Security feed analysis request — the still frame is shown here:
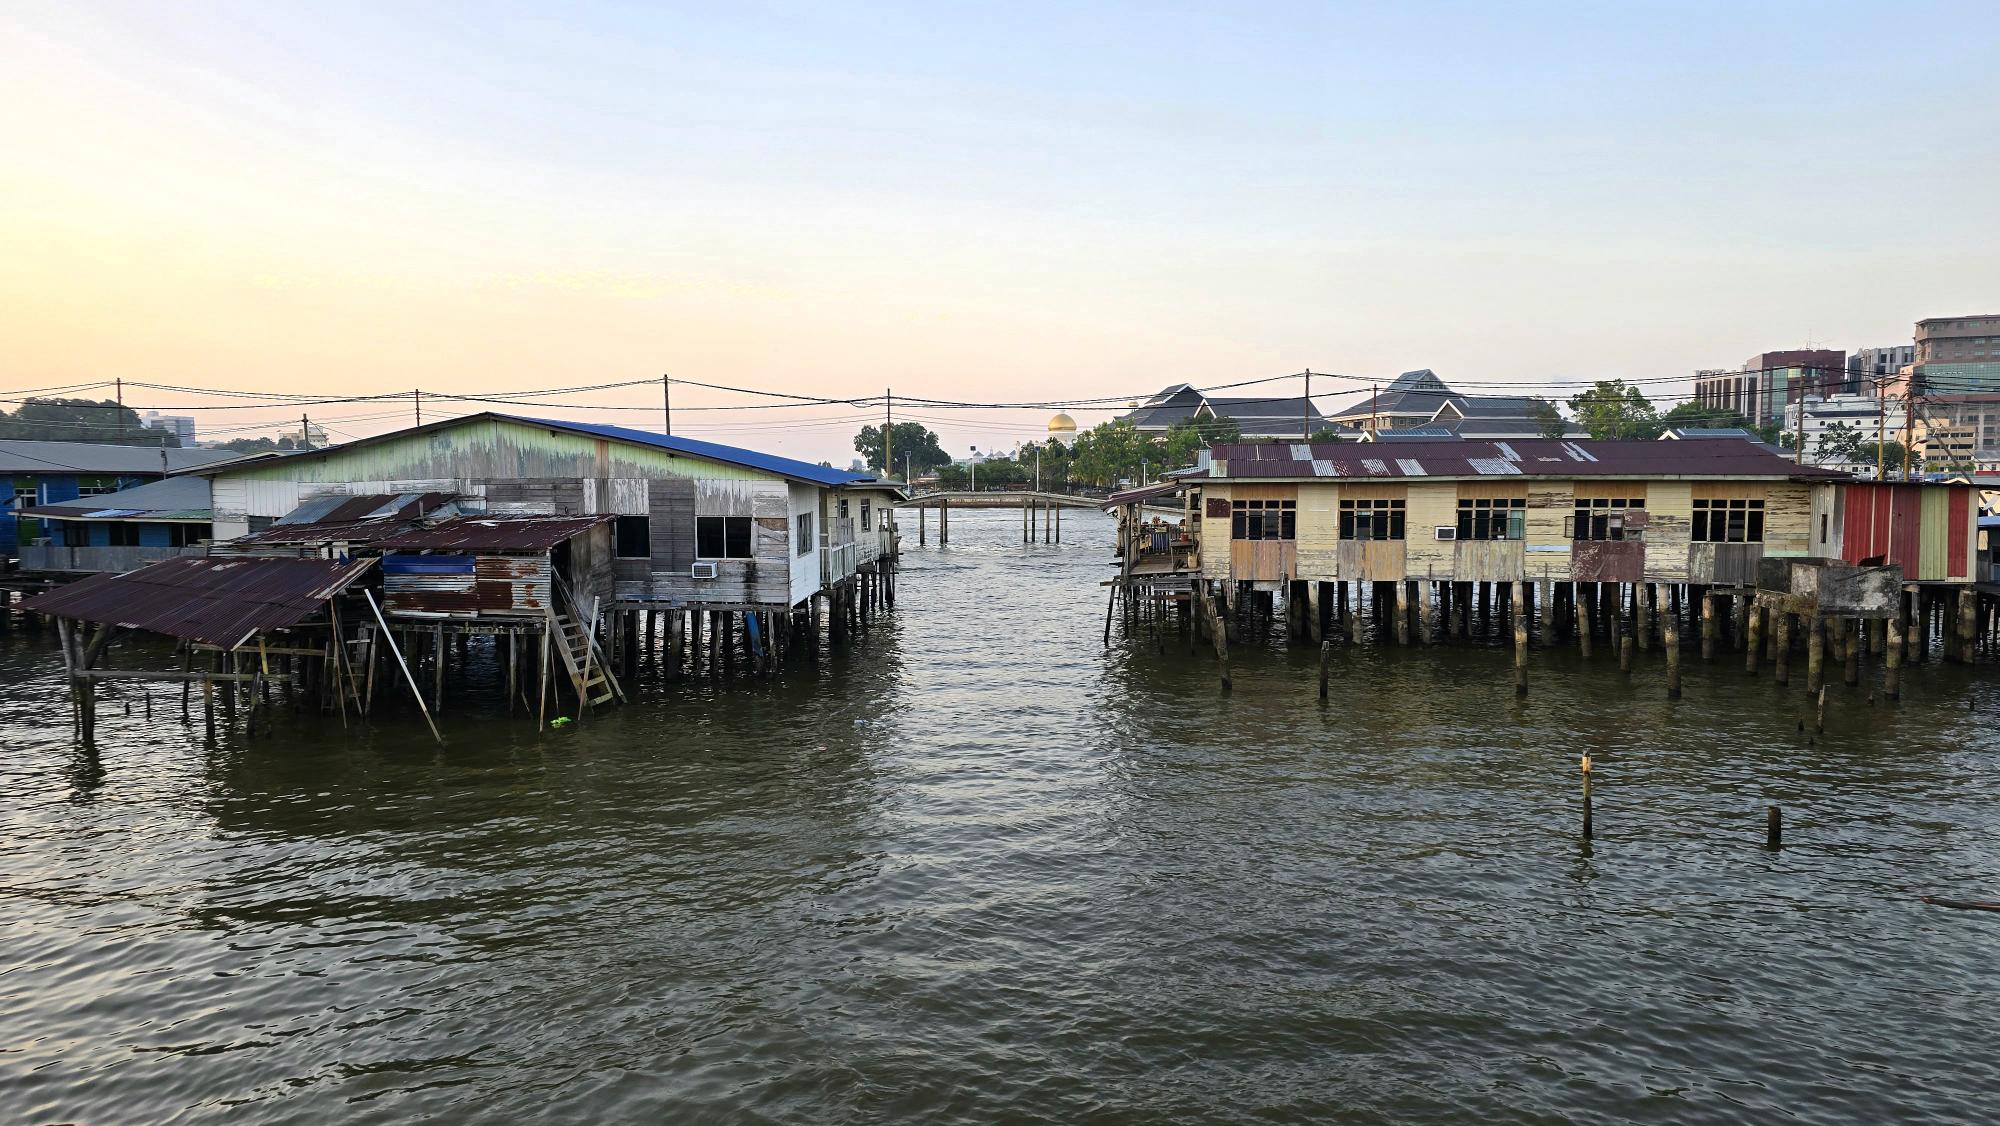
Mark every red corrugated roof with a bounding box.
[1210,438,1850,480]
[370,515,614,552]
[21,556,377,649]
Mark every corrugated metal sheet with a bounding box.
[382,554,551,616]
[1212,439,1850,480]
[20,556,376,649]
[371,514,613,551]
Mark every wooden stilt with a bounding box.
[1774,612,1793,685]
[1663,594,1681,698]
[1745,601,1763,674]
[1512,580,1528,697]
[1577,583,1594,658]
[1806,614,1825,694]
[1885,602,1904,700]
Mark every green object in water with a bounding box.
[551,716,574,728]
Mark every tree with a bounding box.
[1530,401,1568,438]
[1308,427,1349,444]
[0,397,179,446]
[1567,380,1661,440]
[853,422,950,475]
[1815,421,1865,465]
[1069,420,1151,487]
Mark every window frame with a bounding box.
[695,514,755,560]
[1456,496,1526,541]
[1570,497,1642,542]
[1691,497,1765,544]
[613,514,650,559]
[1339,497,1406,541]
[1229,498,1296,541]
[795,511,815,557]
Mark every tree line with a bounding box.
[854,415,1264,490]
[0,397,180,446]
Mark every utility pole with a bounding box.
[884,388,893,479]
[1303,368,1312,441]
[1793,377,1806,465]
[301,413,312,451]
[1903,388,1915,481]
[414,388,423,427]
[662,375,672,436]
[1370,383,1379,436]
[1877,379,1887,479]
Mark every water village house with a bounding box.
[4,439,238,565]
[1108,437,1985,693]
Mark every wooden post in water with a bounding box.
[1844,618,1861,686]
[1580,754,1593,840]
[1209,584,1231,691]
[1663,595,1681,698]
[1318,640,1331,702]
[1885,603,1904,700]
[1417,581,1434,645]
[940,497,949,546]
[918,503,926,545]
[1733,593,1749,652]
[1700,590,1717,662]
[1394,581,1411,646]
[1959,588,1978,664]
[1636,583,1653,651]
[1513,580,1528,697]
[1773,612,1792,685]
[1577,583,1594,659]
[1805,614,1825,694]
[1745,600,1763,674]
[1766,805,1782,850]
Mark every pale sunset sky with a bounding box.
[3,2,1995,462]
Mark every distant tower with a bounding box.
[1047,412,1078,440]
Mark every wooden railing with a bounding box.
[16,544,204,573]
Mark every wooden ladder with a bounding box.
[546,584,625,709]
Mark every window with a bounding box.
[1571,498,1640,541]
[168,523,210,547]
[696,515,754,559]
[837,498,849,518]
[796,511,815,556]
[12,487,35,510]
[1230,498,1296,540]
[107,523,140,546]
[614,515,650,558]
[860,500,872,532]
[76,484,116,498]
[1692,498,1764,543]
[1457,497,1526,540]
[1339,498,1405,541]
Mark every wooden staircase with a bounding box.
[547,581,624,710]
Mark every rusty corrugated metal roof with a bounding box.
[1210,439,1851,480]
[20,556,377,649]
[232,492,459,546]
[370,514,614,552]
[1103,478,1198,508]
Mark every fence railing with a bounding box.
[17,544,204,573]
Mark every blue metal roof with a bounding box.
[510,416,871,487]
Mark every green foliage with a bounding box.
[1815,421,1905,468]
[1307,427,1348,444]
[0,397,179,446]
[1070,420,1152,486]
[854,422,950,475]
[1529,401,1568,438]
[1567,380,1661,440]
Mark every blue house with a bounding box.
[4,439,238,558]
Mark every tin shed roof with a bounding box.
[21,556,377,649]
[0,439,241,477]
[1210,438,1850,480]
[370,514,615,552]
[17,475,214,521]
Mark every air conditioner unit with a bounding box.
[1435,526,1458,541]
[690,562,719,579]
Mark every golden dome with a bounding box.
[1047,412,1078,434]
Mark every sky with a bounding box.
[3,1,1996,462]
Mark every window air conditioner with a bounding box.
[1434,526,1458,541]
[690,562,719,579]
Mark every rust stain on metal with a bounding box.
[21,556,377,649]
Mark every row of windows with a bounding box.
[1224,496,1769,544]
[611,507,888,561]
[1231,499,1296,541]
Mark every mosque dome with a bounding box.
[1047,412,1078,435]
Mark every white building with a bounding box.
[1798,393,1908,471]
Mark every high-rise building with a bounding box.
[1910,315,2000,394]
[1691,349,1847,428]
[140,410,196,446]
[1847,345,1914,391]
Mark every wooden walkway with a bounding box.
[898,490,1101,509]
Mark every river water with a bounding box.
[3,508,1998,1124]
